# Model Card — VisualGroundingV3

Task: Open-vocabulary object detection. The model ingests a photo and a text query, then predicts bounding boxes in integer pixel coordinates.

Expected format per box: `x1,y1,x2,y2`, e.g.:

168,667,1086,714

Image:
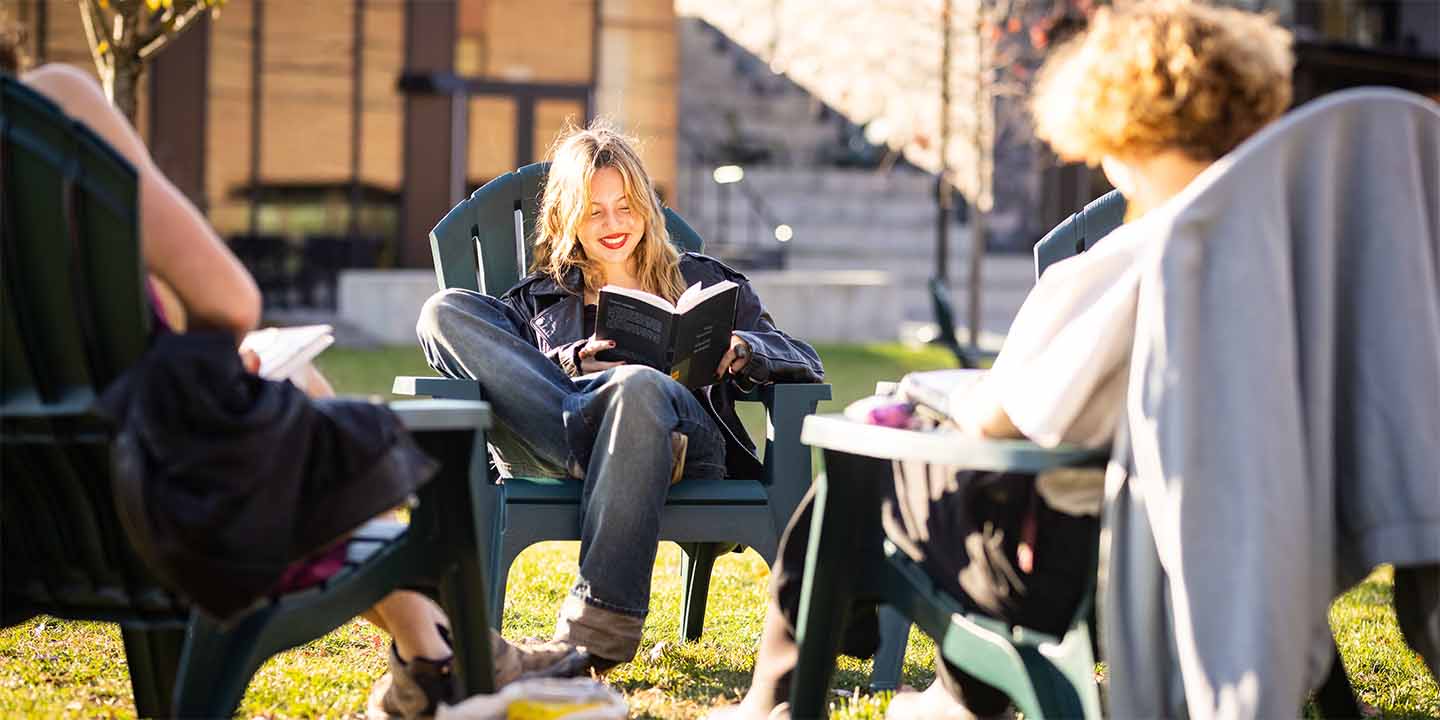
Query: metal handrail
676,127,789,270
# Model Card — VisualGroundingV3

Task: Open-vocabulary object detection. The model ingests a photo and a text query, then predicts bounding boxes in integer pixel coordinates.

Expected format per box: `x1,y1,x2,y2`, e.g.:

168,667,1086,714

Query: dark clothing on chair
99,331,438,622
760,463,1098,716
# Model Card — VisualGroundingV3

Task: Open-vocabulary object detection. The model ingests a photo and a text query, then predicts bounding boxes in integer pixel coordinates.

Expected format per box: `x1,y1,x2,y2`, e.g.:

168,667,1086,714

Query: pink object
271,544,347,594
866,402,915,428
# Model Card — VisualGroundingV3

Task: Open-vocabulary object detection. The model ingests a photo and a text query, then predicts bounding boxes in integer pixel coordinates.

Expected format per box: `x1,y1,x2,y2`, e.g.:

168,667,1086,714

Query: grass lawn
3,343,1435,718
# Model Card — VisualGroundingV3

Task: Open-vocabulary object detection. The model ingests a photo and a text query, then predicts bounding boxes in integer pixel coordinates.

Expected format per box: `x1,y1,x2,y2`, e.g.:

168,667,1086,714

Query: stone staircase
676,17,1032,336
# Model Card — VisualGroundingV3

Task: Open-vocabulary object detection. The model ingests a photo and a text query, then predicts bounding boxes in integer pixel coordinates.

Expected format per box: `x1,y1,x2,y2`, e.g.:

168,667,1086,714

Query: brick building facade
14,0,679,269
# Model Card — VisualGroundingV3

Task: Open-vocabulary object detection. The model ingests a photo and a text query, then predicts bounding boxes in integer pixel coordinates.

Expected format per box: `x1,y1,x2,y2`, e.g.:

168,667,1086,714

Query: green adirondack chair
0,75,496,717
1032,189,1127,279
803,191,1131,717
856,187,1361,718
393,161,831,642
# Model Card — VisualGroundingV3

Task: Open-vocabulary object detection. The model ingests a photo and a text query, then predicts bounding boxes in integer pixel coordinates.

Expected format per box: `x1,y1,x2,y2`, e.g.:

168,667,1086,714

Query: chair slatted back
429,161,705,295
1032,189,1127,280
1,76,182,626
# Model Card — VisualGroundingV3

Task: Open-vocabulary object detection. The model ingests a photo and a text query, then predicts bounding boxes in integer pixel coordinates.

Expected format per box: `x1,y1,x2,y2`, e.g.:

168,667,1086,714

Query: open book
896,368,986,423
595,280,739,389
239,324,335,382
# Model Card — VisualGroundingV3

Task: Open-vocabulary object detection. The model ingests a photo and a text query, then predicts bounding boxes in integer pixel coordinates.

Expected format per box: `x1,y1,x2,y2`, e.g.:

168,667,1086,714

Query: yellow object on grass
507,700,604,720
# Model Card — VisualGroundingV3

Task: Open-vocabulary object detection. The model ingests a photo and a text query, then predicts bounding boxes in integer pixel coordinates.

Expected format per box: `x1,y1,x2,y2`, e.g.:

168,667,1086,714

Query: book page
676,280,738,315
675,281,704,312
669,283,739,388
240,324,335,381
600,284,676,314
594,293,674,370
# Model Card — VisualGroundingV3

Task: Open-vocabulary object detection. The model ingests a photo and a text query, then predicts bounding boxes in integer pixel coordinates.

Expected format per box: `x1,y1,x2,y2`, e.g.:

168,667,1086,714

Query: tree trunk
109,56,142,125
967,3,986,351
968,206,986,349
935,0,952,285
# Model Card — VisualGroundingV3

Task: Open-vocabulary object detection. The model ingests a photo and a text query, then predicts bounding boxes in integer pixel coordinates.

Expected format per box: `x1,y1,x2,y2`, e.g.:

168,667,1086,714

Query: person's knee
609,365,675,402
597,365,683,432
416,288,506,345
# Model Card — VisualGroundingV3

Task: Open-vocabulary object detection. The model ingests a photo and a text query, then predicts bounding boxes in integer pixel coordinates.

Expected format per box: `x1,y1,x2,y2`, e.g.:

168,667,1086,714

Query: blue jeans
416,288,727,659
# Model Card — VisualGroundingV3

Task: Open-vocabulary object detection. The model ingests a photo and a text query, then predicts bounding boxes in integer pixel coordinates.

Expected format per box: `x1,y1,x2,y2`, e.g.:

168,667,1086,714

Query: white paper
239,324,335,381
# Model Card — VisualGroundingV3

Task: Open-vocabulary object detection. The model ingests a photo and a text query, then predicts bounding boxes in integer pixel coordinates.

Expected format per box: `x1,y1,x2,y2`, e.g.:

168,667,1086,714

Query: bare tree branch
76,0,112,75
137,2,212,60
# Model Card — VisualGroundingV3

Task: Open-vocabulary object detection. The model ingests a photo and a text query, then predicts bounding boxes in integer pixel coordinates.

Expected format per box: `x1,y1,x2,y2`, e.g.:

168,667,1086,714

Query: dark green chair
1033,189,1126,279
828,187,1361,718
393,161,831,641
801,192,1131,717
0,75,496,717
926,277,979,369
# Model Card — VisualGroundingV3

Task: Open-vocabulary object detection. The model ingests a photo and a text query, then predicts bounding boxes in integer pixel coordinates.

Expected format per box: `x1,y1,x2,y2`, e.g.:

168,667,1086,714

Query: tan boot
365,641,457,720
491,631,592,687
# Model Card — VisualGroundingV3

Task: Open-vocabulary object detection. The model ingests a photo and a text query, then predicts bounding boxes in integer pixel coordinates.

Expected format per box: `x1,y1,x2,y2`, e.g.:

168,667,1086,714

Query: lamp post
713,164,744,248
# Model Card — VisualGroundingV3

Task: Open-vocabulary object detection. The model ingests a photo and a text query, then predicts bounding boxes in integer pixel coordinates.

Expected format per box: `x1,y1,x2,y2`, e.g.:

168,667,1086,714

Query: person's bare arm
957,380,1025,439
22,65,260,339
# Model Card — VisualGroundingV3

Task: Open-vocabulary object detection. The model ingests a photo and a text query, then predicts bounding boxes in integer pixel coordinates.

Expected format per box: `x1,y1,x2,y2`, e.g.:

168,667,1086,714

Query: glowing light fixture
774,224,794,242
712,165,745,184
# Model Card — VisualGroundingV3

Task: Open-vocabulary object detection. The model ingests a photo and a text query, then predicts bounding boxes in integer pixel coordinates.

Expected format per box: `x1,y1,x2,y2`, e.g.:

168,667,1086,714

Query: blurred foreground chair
817,89,1432,717
0,76,496,717
393,162,830,641
857,191,1128,711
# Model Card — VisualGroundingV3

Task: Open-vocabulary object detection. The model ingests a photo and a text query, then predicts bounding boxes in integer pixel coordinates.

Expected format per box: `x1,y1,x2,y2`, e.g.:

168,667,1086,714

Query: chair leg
679,542,724,642
488,542,523,632
172,611,270,718
791,457,885,719
440,558,497,698
120,626,184,719
869,605,910,691
1016,618,1102,720
482,485,509,631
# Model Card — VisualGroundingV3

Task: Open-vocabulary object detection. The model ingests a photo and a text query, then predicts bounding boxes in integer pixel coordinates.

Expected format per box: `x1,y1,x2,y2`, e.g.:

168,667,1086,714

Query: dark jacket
499,252,824,478
99,331,439,622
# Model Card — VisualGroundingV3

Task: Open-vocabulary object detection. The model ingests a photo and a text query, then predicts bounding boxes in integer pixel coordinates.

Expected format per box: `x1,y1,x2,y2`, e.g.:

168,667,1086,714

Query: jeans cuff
554,594,645,662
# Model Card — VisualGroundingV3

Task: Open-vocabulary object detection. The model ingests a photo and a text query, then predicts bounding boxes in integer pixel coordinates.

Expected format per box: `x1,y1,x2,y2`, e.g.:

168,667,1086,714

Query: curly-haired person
709,3,1297,719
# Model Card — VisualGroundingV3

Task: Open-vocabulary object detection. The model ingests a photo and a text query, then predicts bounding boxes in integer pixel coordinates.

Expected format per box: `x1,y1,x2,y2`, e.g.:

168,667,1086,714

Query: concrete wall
338,269,907,345
338,270,437,347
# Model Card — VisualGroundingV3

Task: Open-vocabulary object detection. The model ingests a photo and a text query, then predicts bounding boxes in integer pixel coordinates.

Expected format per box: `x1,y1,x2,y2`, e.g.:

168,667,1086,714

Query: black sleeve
500,289,586,378
545,339,588,378
730,278,825,385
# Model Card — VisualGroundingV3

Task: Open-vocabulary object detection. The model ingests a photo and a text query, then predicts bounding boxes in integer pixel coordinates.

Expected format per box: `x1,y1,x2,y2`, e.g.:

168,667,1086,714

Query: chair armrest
740,383,831,486
388,399,491,432
393,376,486,402
801,413,1107,473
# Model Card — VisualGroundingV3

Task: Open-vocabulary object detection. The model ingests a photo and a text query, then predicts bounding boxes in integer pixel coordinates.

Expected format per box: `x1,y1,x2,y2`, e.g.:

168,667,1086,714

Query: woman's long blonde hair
532,120,687,303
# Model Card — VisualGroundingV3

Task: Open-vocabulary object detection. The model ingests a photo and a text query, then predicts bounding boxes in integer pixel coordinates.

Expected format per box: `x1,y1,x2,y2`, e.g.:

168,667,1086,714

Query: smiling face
533,123,686,302
576,166,644,277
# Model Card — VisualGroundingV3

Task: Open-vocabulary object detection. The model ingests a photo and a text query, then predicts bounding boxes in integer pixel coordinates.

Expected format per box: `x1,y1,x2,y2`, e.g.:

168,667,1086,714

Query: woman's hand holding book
577,335,627,374
714,334,751,379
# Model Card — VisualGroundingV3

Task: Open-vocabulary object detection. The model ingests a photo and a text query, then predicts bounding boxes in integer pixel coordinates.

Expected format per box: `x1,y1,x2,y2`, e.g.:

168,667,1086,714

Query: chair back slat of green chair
0,76,177,626
429,161,704,296
4,76,499,716
864,189,1129,705
1032,189,1127,280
